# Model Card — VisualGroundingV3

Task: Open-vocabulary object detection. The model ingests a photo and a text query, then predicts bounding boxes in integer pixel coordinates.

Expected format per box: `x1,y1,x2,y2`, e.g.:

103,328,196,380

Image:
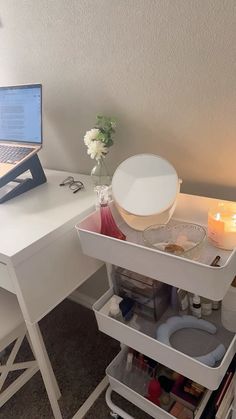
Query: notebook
0,84,42,178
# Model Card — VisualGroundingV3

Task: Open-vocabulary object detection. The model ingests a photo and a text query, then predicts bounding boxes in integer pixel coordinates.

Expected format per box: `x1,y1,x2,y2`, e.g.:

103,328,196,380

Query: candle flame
215,212,221,221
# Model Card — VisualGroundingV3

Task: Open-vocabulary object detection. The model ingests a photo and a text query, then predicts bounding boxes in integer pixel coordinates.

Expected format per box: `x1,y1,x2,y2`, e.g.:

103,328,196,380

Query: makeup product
192,295,201,318
201,298,212,316
177,289,189,314
145,357,158,376
109,296,123,321
211,255,221,267
170,401,184,416
146,378,162,406
158,375,175,393
119,297,135,321
210,256,221,310
170,375,202,411
131,352,150,393
169,401,194,418
160,393,171,405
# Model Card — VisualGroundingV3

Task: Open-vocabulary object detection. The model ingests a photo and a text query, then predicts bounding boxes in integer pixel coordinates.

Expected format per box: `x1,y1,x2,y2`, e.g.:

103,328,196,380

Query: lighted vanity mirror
112,154,181,231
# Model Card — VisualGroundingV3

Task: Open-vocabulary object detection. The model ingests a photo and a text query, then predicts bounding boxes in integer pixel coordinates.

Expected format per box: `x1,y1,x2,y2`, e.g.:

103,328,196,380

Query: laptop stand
0,154,47,204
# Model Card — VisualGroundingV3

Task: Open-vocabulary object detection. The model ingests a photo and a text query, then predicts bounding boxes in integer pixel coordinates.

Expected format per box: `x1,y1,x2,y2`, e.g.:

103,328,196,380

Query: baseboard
68,289,95,310
68,264,109,310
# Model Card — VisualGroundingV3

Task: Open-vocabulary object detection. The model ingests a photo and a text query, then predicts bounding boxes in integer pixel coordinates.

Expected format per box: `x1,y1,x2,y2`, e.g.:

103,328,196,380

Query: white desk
0,169,102,418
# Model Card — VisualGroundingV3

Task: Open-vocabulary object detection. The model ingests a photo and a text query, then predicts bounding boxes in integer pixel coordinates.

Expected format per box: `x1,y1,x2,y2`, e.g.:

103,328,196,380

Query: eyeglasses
59,176,84,193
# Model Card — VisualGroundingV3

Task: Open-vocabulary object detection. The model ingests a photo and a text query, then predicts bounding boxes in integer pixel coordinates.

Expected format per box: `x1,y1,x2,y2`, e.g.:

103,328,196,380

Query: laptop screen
0,84,42,144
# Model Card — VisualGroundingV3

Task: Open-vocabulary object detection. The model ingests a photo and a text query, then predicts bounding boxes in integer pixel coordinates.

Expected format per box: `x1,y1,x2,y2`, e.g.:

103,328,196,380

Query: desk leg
26,329,61,400
26,322,62,419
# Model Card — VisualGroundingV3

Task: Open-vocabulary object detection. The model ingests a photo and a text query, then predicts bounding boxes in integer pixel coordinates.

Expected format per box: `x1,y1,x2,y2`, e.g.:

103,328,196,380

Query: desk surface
0,170,96,264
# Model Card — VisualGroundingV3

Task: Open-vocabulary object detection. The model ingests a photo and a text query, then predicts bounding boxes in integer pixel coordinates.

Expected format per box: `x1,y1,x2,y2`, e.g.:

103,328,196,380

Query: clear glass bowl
143,223,206,260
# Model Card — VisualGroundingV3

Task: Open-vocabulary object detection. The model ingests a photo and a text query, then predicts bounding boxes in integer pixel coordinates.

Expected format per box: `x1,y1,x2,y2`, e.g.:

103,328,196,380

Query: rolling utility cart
77,193,236,419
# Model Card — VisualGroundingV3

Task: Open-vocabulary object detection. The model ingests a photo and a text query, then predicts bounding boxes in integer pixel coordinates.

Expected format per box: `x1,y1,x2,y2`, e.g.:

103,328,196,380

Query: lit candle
208,202,236,250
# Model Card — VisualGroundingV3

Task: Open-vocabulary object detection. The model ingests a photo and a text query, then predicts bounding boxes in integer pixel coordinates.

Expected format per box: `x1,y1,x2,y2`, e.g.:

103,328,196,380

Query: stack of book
201,355,235,419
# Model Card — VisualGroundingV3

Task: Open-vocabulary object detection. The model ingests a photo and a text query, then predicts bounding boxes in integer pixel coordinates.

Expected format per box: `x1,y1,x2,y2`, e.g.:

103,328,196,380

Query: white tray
106,348,212,419
94,288,236,390
77,193,236,301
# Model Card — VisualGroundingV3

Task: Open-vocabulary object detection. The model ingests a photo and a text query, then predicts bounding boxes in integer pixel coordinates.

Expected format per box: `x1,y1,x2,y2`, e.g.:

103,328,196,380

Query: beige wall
0,0,235,200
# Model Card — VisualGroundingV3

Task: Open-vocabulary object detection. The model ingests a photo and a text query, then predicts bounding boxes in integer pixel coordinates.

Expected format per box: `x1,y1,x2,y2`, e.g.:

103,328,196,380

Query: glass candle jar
208,202,236,250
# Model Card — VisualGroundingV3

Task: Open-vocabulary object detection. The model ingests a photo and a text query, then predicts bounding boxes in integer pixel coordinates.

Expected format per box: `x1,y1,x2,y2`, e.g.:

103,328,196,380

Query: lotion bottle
109,296,123,321
192,294,201,319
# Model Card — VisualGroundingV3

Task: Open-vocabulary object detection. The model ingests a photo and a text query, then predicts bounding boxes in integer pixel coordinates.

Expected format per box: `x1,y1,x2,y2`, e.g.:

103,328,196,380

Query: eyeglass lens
59,176,74,186
60,177,84,193
69,181,84,191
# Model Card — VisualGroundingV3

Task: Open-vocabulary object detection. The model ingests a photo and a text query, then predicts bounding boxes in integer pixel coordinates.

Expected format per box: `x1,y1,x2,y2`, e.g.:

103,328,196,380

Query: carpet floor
0,299,151,419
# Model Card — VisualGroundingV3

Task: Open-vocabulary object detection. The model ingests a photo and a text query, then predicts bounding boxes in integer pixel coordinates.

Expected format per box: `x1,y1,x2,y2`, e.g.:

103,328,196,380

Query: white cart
77,193,236,419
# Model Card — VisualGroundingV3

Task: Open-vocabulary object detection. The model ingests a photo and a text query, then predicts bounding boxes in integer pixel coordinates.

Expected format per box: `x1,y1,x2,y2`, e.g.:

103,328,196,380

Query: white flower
84,128,100,146
87,140,108,160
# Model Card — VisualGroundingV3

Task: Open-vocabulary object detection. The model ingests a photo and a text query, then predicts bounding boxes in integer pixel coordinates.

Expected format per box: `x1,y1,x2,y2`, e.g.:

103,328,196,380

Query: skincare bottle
177,289,189,314
109,296,123,321
212,300,221,310
188,292,194,313
201,298,212,316
192,295,201,318
210,256,221,310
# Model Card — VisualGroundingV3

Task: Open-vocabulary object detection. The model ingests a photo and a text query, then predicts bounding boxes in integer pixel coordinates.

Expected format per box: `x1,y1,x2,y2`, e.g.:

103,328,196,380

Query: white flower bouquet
84,115,116,161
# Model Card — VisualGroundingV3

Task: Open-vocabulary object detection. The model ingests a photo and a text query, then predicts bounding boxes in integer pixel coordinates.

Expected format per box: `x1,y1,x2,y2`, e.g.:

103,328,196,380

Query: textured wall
0,0,235,199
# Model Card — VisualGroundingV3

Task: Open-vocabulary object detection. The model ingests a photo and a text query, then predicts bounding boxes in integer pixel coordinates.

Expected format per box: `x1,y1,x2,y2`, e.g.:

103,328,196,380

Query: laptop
0,84,42,178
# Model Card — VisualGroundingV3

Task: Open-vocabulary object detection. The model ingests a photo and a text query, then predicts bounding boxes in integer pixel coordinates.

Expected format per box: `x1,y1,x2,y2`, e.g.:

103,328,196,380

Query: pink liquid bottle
96,186,126,240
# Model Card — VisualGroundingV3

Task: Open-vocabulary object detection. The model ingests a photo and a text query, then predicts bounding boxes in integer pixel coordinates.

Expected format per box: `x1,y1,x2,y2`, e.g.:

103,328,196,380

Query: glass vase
91,157,110,187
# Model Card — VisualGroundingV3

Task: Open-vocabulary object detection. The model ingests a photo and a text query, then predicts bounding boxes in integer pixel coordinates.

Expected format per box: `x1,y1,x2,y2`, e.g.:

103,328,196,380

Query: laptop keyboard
0,145,34,164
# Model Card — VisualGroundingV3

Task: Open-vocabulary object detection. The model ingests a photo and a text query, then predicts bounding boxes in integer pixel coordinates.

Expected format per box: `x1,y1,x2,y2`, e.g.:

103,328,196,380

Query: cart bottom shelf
106,349,212,419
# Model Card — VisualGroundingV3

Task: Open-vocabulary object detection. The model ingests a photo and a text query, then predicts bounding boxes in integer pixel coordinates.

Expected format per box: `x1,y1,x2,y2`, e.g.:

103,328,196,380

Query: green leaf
94,115,117,146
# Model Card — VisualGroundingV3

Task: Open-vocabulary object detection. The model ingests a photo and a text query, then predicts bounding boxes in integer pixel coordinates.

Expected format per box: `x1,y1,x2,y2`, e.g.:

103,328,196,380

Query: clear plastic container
114,266,171,321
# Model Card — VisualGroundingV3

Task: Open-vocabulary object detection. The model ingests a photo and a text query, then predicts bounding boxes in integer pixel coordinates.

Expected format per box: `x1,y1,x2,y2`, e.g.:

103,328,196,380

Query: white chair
0,288,39,407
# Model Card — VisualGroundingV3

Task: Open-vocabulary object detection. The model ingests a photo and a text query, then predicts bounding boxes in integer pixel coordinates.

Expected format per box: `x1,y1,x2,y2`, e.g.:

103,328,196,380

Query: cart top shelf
77,193,236,301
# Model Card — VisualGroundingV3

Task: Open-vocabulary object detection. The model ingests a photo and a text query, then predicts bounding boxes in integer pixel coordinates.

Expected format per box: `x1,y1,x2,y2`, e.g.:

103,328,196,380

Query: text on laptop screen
0,84,42,144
